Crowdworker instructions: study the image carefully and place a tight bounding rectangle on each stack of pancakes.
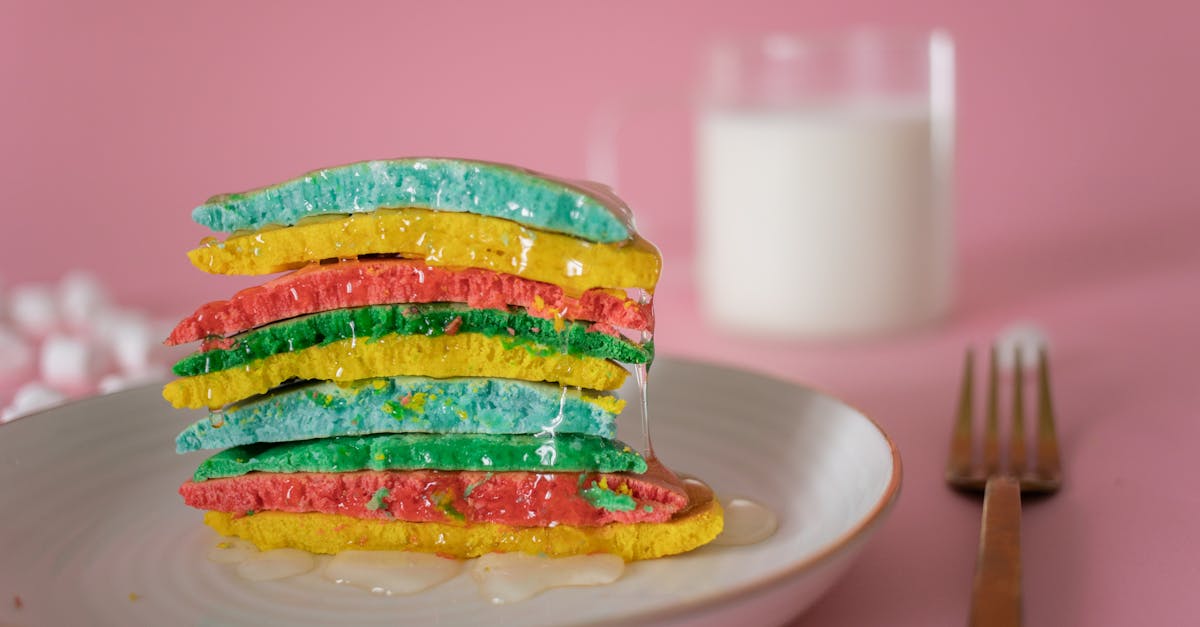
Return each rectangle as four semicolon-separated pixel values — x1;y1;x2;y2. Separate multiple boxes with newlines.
163;158;722;560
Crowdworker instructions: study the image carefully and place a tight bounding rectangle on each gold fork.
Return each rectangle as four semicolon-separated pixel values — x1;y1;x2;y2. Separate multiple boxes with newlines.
945;346;1063;626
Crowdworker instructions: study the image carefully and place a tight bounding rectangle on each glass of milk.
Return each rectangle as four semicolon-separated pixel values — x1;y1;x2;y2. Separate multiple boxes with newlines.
696;30;954;338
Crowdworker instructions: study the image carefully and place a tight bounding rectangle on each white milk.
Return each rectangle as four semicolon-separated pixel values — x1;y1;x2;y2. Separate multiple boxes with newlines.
695;103;952;338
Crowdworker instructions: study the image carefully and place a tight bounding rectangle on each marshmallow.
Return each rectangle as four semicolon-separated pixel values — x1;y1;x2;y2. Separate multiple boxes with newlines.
1;382;67;423
9;283;60;336
995;322;1050;371
0;326;33;380
59;271;112;330
39;332;111;390
87;307;131;341
98;364;170;395
108;315;182;375
106;311;157;375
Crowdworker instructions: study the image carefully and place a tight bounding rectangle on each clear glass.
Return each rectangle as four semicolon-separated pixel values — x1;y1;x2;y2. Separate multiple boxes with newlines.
695;30;955;338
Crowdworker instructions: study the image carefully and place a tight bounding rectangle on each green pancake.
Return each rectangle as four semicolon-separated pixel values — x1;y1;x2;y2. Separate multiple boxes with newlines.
193;433;647;481
172;303;652;378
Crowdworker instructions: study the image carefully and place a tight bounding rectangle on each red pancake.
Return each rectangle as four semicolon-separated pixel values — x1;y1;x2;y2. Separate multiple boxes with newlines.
166;259;653;345
180;467;687;527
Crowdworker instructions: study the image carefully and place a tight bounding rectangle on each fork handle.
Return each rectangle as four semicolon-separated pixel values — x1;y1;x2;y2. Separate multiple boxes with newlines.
970;476;1022;626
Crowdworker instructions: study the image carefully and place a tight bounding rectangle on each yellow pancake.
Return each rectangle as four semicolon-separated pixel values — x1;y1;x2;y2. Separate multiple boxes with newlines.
203;490;722;561
163;333;628;409
188;208;661;293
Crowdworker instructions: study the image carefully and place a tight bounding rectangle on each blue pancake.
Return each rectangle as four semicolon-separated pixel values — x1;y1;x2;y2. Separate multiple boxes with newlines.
175;376;622;453
191;158;634;243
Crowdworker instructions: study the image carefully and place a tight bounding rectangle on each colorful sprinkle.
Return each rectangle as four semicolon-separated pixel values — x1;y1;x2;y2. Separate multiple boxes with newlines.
366;487;390;511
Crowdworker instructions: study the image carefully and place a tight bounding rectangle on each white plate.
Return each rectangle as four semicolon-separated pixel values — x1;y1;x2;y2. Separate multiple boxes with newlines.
0;357;899;627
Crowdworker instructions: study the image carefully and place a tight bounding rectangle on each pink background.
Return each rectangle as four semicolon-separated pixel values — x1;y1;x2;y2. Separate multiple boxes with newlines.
3;0;1197;313
3;1;1200;625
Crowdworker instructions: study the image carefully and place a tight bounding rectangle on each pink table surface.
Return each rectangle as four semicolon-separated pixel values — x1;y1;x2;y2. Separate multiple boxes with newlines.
646;211;1200;625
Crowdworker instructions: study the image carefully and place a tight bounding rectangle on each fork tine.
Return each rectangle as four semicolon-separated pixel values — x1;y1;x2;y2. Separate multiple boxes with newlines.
1009;347;1027;478
946;348;975;482
983;346;1001;475
1035;347;1063;488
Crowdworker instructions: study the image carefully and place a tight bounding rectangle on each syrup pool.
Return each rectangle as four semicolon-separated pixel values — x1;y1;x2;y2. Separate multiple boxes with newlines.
205;537;626;602
470;552;625;604
235;548;316;581
678;476;779;547
711;497;779;546
323;550;461;595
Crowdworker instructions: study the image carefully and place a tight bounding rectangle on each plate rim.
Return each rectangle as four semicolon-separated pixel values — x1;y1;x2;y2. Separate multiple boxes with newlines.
573;356;903;626
0;356;902;625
